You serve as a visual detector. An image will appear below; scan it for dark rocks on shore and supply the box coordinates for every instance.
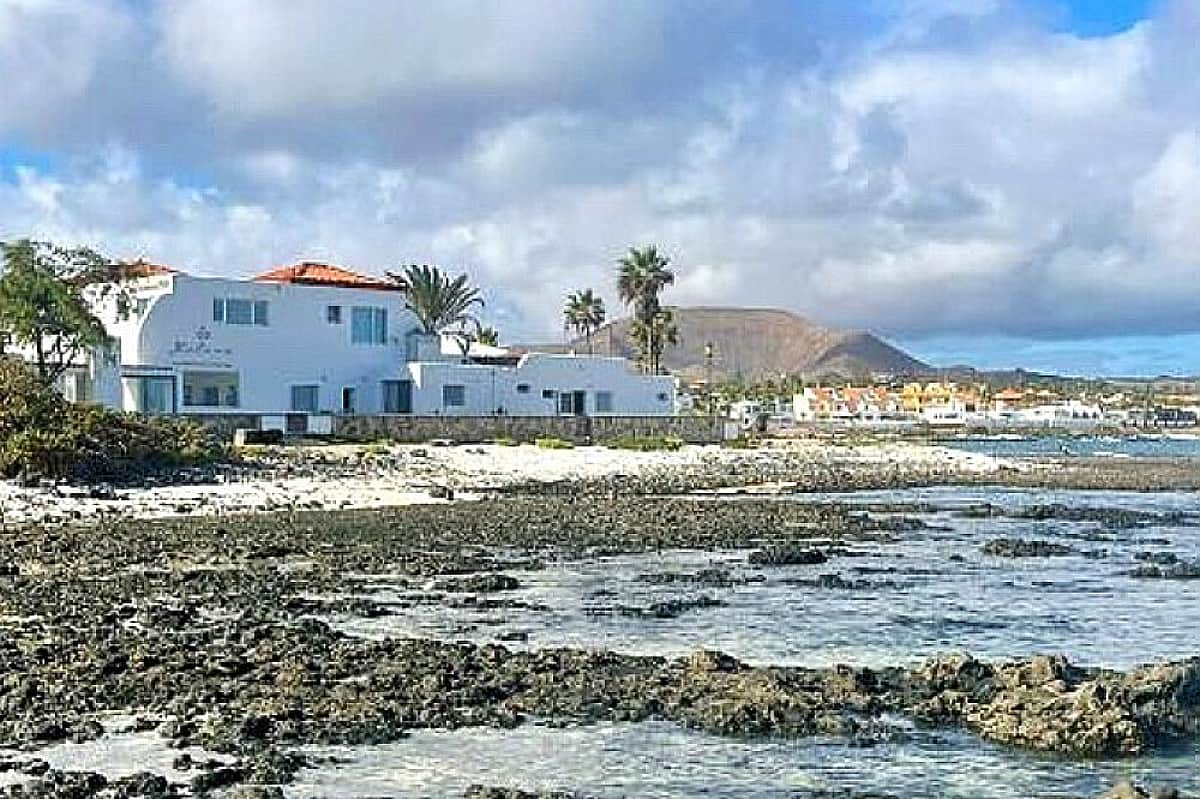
[748,546,828,566]
[1126,561,1200,580]
[785,573,902,591]
[616,596,726,619]
[0,495,1198,796]
[465,787,585,799]
[981,538,1077,558]
[432,573,522,593]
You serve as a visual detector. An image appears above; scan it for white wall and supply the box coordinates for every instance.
[76,273,674,418]
[123,274,419,414]
[408,354,674,417]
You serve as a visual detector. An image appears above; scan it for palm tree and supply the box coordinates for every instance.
[616,246,675,373]
[563,289,606,354]
[476,326,499,347]
[386,264,484,359]
[630,307,679,375]
[387,264,484,334]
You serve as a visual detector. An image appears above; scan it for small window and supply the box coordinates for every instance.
[595,391,614,413]
[341,387,357,414]
[656,392,670,402]
[327,305,342,324]
[442,384,466,408]
[516,383,531,394]
[214,298,269,326]
[291,385,319,413]
[351,307,388,345]
[541,389,556,400]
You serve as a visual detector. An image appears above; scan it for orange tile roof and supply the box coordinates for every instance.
[254,261,404,292]
[109,259,179,280]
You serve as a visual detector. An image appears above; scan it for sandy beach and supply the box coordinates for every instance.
[0,440,1013,526]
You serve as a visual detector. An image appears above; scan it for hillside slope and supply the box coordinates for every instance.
[527,307,929,382]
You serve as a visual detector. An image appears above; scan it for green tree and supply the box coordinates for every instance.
[563,288,606,354]
[387,264,485,357]
[629,308,679,375]
[0,240,115,386]
[616,245,675,373]
[476,325,500,347]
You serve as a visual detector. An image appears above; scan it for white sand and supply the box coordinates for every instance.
[0,441,1013,526]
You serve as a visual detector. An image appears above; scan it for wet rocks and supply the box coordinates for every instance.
[636,568,763,587]
[615,596,725,619]
[465,787,583,799]
[1127,560,1200,580]
[748,546,828,566]
[432,573,522,593]
[785,573,901,591]
[981,538,1076,558]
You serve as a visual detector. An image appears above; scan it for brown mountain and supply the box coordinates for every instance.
[523,307,929,382]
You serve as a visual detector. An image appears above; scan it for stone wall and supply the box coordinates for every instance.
[331,414,723,444]
[185,412,723,444]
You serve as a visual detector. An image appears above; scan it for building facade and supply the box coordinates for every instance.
[73,262,674,420]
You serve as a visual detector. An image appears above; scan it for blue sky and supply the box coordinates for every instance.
[1,0,1198,376]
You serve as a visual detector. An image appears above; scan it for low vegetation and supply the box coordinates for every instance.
[602,435,685,452]
[534,437,575,450]
[0,358,222,483]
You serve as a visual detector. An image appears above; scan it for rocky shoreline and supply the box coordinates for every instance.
[0,494,1197,796]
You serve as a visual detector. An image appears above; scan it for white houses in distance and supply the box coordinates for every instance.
[68,261,673,423]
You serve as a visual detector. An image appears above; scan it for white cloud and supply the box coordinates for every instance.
[1,0,1200,348]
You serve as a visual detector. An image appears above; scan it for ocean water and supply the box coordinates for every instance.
[294,722,1200,799]
[330,488,1200,670]
[295,487,1200,798]
[942,434,1200,459]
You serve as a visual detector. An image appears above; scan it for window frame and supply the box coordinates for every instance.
[350,306,388,345]
[442,384,466,408]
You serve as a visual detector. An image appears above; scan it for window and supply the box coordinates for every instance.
[442,384,466,408]
[541,389,556,400]
[516,383,531,394]
[351,306,388,345]
[595,391,614,413]
[291,385,319,413]
[214,298,269,326]
[182,371,240,408]
[341,387,357,414]
[656,392,670,403]
[382,380,411,414]
[559,392,575,414]
[125,376,175,415]
[327,305,342,324]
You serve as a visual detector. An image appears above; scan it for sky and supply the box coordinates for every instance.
[0,0,1198,377]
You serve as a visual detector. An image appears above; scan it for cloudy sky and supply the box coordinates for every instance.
[1,0,1197,375]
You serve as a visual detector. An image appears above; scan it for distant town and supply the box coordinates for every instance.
[683,377,1200,433]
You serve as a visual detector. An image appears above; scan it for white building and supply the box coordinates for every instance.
[69,262,674,421]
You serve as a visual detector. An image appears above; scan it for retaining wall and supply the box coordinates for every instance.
[185,413,723,444]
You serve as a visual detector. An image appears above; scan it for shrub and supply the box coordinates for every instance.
[603,435,685,452]
[721,436,756,449]
[0,358,223,482]
[492,436,519,447]
[535,437,575,450]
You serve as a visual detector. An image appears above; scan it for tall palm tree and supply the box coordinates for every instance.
[630,308,679,376]
[476,326,500,347]
[387,264,484,335]
[616,246,674,373]
[563,289,606,354]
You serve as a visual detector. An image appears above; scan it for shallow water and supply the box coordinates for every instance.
[329,487,1200,670]
[294,721,1200,799]
[943,434,1200,459]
